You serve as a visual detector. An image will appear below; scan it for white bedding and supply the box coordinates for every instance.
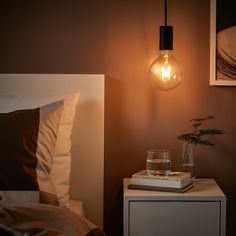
[69,199,85,217]
[0,202,106,236]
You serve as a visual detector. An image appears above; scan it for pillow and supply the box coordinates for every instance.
[0,101,63,205]
[0,92,79,207]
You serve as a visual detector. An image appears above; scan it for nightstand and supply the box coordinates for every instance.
[124,178,226,236]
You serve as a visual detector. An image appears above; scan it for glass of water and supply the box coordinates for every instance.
[146,149,171,176]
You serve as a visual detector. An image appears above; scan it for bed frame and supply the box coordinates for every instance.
[0,74,104,228]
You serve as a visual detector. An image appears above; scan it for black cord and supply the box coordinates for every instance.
[165,0,167,26]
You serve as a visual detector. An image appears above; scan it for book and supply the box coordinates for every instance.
[132,170,191,181]
[130,170,193,188]
[128,183,193,193]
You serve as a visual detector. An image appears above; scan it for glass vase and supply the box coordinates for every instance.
[181,142,196,179]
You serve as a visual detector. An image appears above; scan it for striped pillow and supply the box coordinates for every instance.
[0,101,63,205]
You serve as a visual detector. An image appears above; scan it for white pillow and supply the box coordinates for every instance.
[0,92,79,207]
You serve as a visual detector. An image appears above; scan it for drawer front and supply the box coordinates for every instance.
[129,201,220,236]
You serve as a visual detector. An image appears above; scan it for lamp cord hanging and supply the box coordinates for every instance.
[164,0,167,26]
[159,0,173,50]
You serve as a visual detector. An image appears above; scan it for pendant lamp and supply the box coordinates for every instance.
[148,0,183,91]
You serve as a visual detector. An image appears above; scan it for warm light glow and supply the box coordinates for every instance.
[149,50,183,91]
[161,65,171,81]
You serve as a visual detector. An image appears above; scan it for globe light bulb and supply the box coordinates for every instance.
[149,50,183,91]
[148,0,184,91]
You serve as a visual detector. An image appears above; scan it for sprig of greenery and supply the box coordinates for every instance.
[177,116,224,146]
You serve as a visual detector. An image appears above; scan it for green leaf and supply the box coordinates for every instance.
[190,116,215,123]
[192,122,202,129]
[177,133,199,143]
[198,139,214,146]
[198,129,224,136]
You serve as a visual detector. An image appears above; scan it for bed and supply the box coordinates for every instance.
[0,74,105,235]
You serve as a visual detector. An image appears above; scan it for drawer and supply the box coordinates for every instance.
[129,201,221,236]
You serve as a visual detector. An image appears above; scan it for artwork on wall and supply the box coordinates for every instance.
[210,0,236,86]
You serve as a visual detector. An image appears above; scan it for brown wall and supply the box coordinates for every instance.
[1,1,236,235]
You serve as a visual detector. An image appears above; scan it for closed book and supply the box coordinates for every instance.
[132,170,191,181]
[128,183,193,193]
[130,171,193,188]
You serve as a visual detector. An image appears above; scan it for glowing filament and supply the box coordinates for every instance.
[161,65,171,81]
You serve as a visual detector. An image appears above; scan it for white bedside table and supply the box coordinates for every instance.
[124,178,226,236]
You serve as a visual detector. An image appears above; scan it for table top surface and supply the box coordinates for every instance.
[124,178,226,200]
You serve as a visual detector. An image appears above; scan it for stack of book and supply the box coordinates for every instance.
[128,170,194,193]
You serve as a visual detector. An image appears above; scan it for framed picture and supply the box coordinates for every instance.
[210,0,236,86]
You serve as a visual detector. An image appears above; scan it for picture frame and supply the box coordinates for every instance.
[210,0,236,86]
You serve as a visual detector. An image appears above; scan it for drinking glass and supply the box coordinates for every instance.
[146,149,171,175]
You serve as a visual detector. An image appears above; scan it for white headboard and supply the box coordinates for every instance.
[0,74,104,228]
